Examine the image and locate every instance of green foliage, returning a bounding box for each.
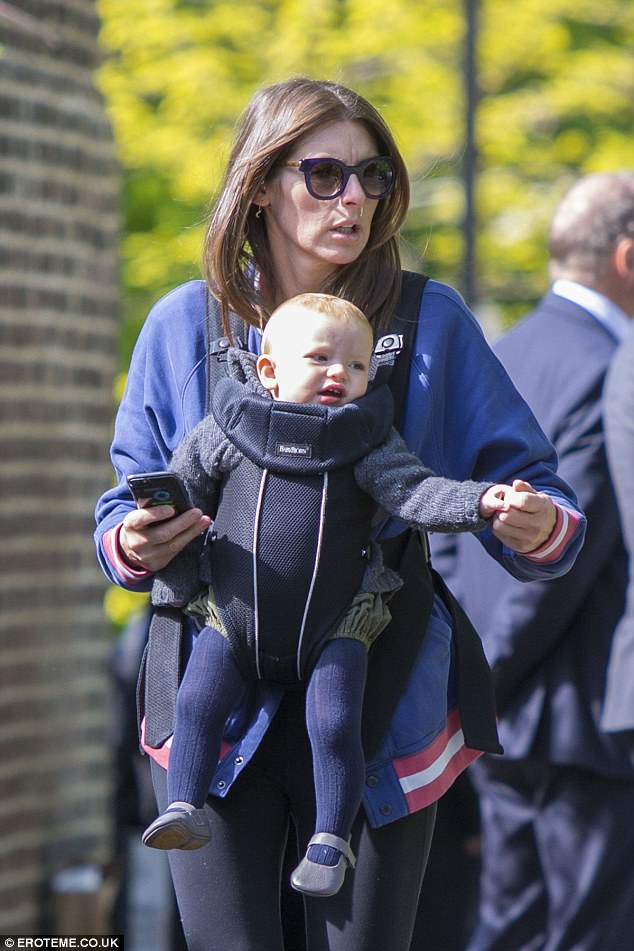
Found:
[96,0,633,354]
[477,0,634,316]
[96,0,633,353]
[95,0,633,627]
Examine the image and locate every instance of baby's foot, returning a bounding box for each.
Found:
[141,801,212,851]
[290,833,356,897]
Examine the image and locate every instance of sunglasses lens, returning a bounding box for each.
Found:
[308,161,345,198]
[361,159,394,198]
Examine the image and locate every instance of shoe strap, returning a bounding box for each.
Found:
[307,832,356,868]
[165,801,196,814]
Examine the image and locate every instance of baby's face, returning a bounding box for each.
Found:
[259,309,373,407]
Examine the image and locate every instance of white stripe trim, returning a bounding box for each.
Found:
[526,506,569,560]
[398,728,465,794]
[253,470,268,679]
[296,472,328,679]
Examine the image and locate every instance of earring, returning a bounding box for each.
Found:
[255,206,263,219]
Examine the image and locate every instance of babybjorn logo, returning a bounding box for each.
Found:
[373,333,404,366]
[276,442,313,458]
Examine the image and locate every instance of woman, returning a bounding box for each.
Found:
[95,77,585,950]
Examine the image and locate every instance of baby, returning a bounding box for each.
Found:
[141,293,525,897]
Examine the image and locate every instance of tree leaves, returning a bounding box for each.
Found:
[95,0,634,359]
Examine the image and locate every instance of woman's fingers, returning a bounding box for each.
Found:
[120,506,210,571]
[491,489,557,553]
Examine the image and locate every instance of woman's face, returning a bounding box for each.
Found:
[260,120,382,299]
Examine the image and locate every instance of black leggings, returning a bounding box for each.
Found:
[151,689,436,951]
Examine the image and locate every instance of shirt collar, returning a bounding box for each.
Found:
[551,279,631,343]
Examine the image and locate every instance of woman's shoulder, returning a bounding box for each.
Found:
[142,279,208,333]
[134,280,209,371]
[422,278,482,327]
[126,281,209,433]
[422,277,465,308]
[416,277,488,350]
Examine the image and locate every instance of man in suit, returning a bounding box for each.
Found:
[432,172,634,951]
[601,327,634,754]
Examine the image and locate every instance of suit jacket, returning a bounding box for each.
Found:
[432,292,633,777]
[601,329,634,732]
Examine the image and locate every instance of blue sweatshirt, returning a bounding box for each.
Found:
[95,277,585,827]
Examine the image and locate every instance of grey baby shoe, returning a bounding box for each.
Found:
[142,801,212,851]
[290,833,356,897]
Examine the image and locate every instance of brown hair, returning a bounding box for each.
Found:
[203,77,410,336]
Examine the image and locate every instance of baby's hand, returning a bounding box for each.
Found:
[479,479,538,518]
[486,479,557,553]
[479,483,512,518]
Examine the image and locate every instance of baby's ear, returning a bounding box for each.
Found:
[256,353,278,393]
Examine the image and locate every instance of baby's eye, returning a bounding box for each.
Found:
[307,352,328,363]
[350,362,366,372]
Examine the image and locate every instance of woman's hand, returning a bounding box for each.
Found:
[119,504,211,573]
[488,479,557,554]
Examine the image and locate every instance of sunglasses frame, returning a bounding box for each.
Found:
[278,156,396,201]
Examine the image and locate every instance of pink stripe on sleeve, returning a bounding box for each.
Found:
[523,504,582,563]
[103,523,152,584]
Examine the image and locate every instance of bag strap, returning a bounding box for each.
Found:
[143,606,186,748]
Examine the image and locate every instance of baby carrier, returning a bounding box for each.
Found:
[205,378,393,685]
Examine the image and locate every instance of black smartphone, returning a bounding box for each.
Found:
[127,471,193,514]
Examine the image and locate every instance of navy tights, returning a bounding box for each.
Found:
[167,625,244,806]
[305,638,367,863]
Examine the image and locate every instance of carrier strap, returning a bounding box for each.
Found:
[205,272,428,423]
[204,292,248,415]
[375,270,427,432]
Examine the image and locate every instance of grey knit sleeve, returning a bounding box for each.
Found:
[169,414,241,517]
[354,428,492,534]
[151,416,241,608]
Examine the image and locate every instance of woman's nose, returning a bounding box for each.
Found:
[342,173,365,205]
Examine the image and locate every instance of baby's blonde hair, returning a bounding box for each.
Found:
[261,293,373,355]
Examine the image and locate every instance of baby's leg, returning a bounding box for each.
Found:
[168,625,245,806]
[143,626,244,851]
[293,638,367,895]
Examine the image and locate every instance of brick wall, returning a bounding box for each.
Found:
[0,0,119,931]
